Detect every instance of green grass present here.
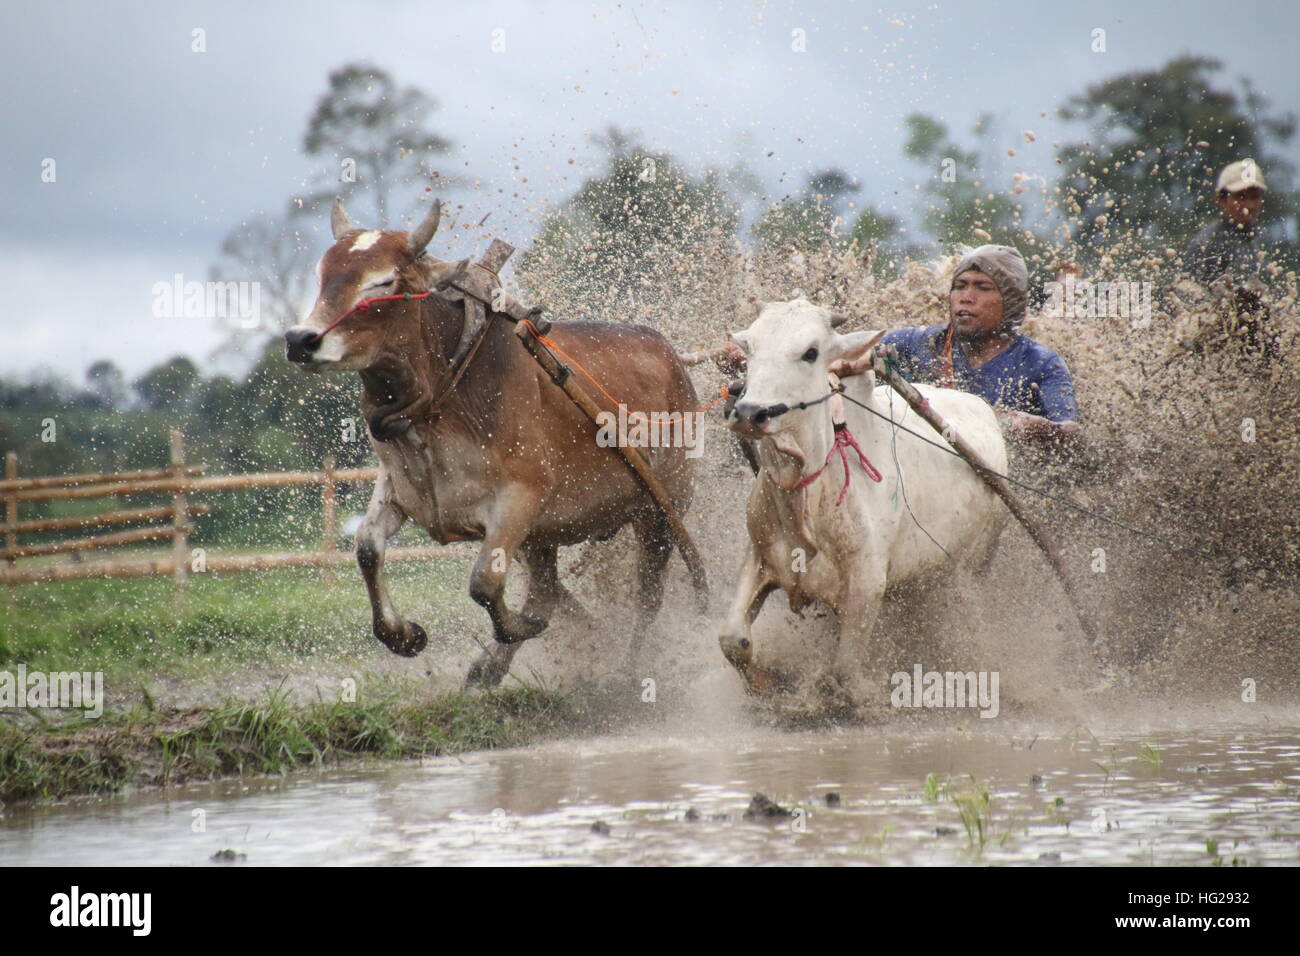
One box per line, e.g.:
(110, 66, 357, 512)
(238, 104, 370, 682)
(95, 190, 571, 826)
(0, 557, 595, 805)
(0, 685, 580, 804)
(923, 772, 995, 851)
(0, 555, 473, 680)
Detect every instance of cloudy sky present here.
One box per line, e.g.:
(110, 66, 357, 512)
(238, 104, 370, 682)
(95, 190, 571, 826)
(3, 0, 1296, 383)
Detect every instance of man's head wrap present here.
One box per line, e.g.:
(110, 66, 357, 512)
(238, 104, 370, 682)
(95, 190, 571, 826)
(951, 244, 1029, 333)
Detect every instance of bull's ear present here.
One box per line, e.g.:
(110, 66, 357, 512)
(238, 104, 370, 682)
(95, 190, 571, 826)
(828, 329, 885, 363)
(427, 256, 470, 291)
(730, 330, 752, 353)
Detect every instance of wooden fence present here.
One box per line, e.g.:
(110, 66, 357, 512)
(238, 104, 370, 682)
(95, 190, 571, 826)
(2, 430, 443, 602)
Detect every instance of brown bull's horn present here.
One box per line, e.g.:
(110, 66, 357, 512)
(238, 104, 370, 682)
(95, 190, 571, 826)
(331, 197, 355, 239)
(828, 312, 853, 328)
(408, 199, 442, 257)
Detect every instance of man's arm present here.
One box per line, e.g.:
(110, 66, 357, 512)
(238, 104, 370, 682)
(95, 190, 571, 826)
(1000, 354, 1082, 443)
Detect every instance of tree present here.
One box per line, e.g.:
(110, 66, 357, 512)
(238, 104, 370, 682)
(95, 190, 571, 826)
(298, 62, 455, 226)
(752, 168, 861, 250)
(904, 113, 1019, 247)
(519, 128, 740, 324)
(1056, 55, 1296, 253)
(84, 360, 127, 411)
(207, 207, 318, 370)
(133, 356, 200, 411)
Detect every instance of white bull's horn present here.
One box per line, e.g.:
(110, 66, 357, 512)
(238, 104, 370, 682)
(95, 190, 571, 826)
(408, 199, 443, 257)
(331, 197, 355, 239)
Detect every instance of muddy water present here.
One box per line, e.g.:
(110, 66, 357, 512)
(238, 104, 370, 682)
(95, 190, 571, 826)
(3, 716, 1297, 866)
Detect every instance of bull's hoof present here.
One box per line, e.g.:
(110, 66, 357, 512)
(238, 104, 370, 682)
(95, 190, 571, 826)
(375, 620, 428, 657)
(719, 631, 789, 696)
(495, 613, 548, 645)
(465, 645, 514, 688)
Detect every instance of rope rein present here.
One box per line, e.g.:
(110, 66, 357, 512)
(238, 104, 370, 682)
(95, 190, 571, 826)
(305, 291, 434, 343)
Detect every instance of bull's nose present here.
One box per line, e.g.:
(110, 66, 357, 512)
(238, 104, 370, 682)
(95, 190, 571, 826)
(731, 400, 770, 427)
(723, 379, 745, 421)
(284, 328, 322, 364)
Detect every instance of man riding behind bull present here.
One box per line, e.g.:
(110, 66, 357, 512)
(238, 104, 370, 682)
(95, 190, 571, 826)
(866, 244, 1082, 445)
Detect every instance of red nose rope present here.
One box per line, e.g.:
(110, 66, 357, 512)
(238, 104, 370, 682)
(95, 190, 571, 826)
(794, 423, 883, 506)
(307, 291, 434, 343)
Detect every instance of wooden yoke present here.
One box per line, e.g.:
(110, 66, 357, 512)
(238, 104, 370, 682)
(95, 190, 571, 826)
(444, 238, 511, 356)
(514, 321, 710, 610)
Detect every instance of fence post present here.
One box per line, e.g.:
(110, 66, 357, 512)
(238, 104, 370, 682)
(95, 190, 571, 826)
(322, 455, 337, 589)
(169, 430, 189, 605)
(4, 451, 16, 608)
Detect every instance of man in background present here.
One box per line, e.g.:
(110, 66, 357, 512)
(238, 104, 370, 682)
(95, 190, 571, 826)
(1184, 158, 1277, 358)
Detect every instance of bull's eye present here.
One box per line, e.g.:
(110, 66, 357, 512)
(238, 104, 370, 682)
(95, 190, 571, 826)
(802, 347, 819, 363)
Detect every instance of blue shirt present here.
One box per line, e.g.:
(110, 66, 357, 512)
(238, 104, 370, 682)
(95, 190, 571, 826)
(880, 324, 1080, 423)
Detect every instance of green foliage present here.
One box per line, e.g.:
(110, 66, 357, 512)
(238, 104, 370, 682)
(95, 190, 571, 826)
(1138, 742, 1163, 768)
(132, 356, 200, 411)
(753, 167, 866, 251)
(519, 128, 740, 323)
(903, 112, 1019, 247)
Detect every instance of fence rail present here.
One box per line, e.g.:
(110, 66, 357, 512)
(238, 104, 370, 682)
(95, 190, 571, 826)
(1, 432, 442, 603)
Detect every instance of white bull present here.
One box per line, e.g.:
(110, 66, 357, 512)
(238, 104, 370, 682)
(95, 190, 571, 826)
(719, 298, 1009, 698)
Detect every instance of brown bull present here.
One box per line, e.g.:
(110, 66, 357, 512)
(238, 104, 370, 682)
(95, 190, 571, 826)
(285, 199, 699, 686)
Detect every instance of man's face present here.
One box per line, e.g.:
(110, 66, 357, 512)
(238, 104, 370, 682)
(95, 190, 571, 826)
(1217, 187, 1264, 228)
(950, 270, 1004, 338)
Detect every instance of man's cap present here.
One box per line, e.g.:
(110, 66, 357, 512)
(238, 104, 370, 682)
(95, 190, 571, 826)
(951, 244, 1029, 332)
(1217, 159, 1267, 194)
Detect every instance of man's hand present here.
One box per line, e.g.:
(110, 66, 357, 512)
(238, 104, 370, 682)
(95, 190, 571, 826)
(714, 340, 747, 374)
(997, 409, 1081, 442)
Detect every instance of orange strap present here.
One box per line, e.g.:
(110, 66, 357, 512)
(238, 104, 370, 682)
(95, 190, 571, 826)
(521, 320, 728, 425)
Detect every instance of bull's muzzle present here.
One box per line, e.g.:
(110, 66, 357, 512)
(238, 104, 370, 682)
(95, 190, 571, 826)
(729, 399, 785, 436)
(284, 328, 323, 364)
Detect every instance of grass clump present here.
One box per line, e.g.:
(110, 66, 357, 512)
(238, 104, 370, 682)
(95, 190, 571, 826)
(0, 685, 579, 804)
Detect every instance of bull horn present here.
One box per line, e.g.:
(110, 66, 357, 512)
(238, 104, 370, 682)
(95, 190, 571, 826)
(828, 312, 853, 328)
(408, 199, 442, 257)
(331, 197, 355, 239)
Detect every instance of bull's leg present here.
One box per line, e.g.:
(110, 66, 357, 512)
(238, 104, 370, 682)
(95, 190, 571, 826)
(717, 546, 786, 694)
(465, 541, 585, 690)
(827, 569, 887, 701)
(633, 512, 674, 628)
(468, 485, 547, 647)
(520, 542, 560, 620)
(356, 475, 428, 657)
(520, 543, 594, 625)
